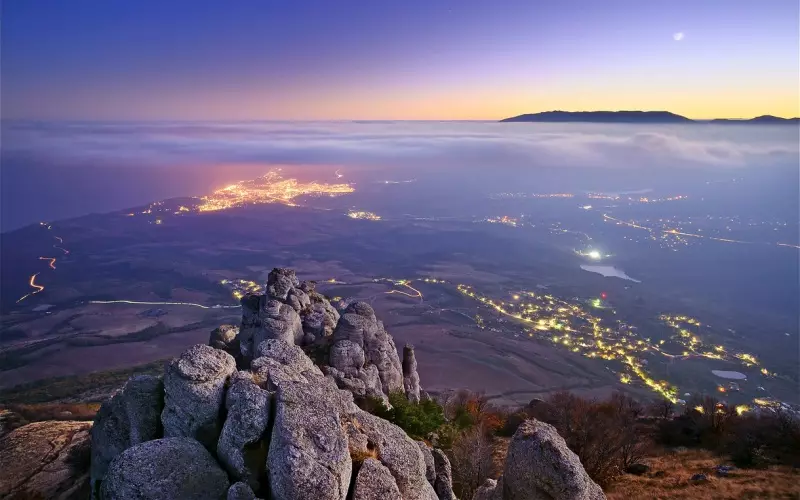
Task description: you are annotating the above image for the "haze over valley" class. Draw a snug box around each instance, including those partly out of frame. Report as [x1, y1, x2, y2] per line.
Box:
[2, 120, 798, 412]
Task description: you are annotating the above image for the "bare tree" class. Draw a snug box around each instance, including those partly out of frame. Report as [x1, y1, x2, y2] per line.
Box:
[648, 398, 675, 419]
[449, 427, 495, 500]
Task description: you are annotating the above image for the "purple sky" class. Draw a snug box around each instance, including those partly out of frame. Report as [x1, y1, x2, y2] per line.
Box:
[2, 0, 798, 119]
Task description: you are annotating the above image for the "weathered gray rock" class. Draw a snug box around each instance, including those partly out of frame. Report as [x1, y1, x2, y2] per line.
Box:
[252, 339, 325, 389]
[472, 478, 499, 500]
[217, 371, 271, 491]
[268, 378, 352, 500]
[227, 482, 262, 500]
[286, 288, 311, 313]
[239, 294, 264, 358]
[209, 324, 241, 361]
[432, 448, 457, 500]
[299, 280, 316, 293]
[306, 291, 340, 337]
[332, 302, 404, 395]
[353, 458, 402, 500]
[91, 374, 163, 497]
[417, 441, 436, 485]
[100, 437, 229, 500]
[259, 300, 305, 346]
[403, 344, 421, 403]
[161, 344, 236, 450]
[503, 419, 605, 500]
[331, 339, 366, 370]
[267, 267, 299, 300]
[346, 409, 438, 499]
[324, 364, 388, 405]
[0, 421, 92, 500]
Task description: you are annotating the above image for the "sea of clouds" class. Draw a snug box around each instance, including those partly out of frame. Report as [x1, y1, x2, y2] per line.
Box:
[1, 121, 797, 230]
[3, 120, 798, 170]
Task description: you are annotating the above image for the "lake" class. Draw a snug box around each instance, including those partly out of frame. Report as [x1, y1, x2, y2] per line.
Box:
[580, 265, 641, 282]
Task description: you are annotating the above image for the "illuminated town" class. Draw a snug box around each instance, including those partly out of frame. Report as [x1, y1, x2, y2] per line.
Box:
[362, 276, 780, 409]
[220, 278, 262, 300]
[484, 215, 519, 227]
[197, 170, 354, 211]
[347, 210, 382, 221]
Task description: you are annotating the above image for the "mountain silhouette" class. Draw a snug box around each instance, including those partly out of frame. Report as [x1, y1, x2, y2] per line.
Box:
[500, 111, 799, 124]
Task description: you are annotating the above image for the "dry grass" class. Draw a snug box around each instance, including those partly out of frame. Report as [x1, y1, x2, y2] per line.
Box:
[3, 403, 100, 426]
[606, 449, 800, 500]
[350, 448, 379, 463]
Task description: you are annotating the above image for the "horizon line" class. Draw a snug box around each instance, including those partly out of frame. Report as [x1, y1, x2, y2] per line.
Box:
[2, 111, 799, 123]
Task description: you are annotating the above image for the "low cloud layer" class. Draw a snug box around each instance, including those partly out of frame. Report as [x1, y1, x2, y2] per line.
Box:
[3, 121, 797, 171]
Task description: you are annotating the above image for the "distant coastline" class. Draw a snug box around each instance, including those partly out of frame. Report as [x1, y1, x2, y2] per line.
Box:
[500, 110, 800, 124]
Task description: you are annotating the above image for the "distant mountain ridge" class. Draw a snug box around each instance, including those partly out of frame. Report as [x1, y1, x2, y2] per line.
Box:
[500, 111, 800, 124]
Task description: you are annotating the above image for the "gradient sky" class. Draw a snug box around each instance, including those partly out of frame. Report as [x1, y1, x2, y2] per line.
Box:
[2, 0, 798, 120]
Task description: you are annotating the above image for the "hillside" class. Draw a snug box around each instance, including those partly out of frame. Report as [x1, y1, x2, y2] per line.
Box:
[1, 267, 798, 500]
[500, 111, 799, 124]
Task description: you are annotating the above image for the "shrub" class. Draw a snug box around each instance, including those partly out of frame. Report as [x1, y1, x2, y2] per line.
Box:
[528, 391, 649, 488]
[370, 392, 446, 440]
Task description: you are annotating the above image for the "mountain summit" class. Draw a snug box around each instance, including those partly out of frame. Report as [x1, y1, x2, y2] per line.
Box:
[500, 111, 799, 124]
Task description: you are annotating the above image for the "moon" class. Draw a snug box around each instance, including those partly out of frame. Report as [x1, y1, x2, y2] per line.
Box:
[673, 32, 685, 41]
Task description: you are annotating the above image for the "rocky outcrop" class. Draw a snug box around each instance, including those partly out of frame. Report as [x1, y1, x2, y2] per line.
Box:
[329, 302, 404, 399]
[0, 420, 92, 500]
[82, 268, 451, 499]
[253, 339, 353, 500]
[217, 371, 271, 491]
[432, 447, 457, 500]
[90, 374, 163, 497]
[302, 282, 340, 340]
[100, 437, 229, 499]
[241, 269, 339, 353]
[352, 458, 402, 499]
[344, 410, 438, 499]
[403, 344, 421, 403]
[267, 267, 299, 301]
[161, 344, 236, 449]
[481, 419, 606, 500]
[256, 299, 305, 346]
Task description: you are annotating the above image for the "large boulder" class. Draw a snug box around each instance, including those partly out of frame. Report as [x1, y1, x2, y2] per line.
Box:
[268, 379, 352, 500]
[432, 448, 457, 500]
[286, 288, 311, 313]
[472, 478, 499, 500]
[252, 338, 324, 388]
[255, 300, 304, 346]
[254, 339, 352, 500]
[345, 409, 438, 499]
[161, 344, 236, 450]
[502, 419, 605, 500]
[267, 267, 299, 301]
[352, 458, 402, 500]
[330, 339, 366, 370]
[217, 371, 271, 492]
[403, 344, 421, 403]
[0, 420, 92, 500]
[100, 437, 229, 499]
[91, 374, 163, 496]
[303, 291, 340, 339]
[332, 302, 404, 395]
